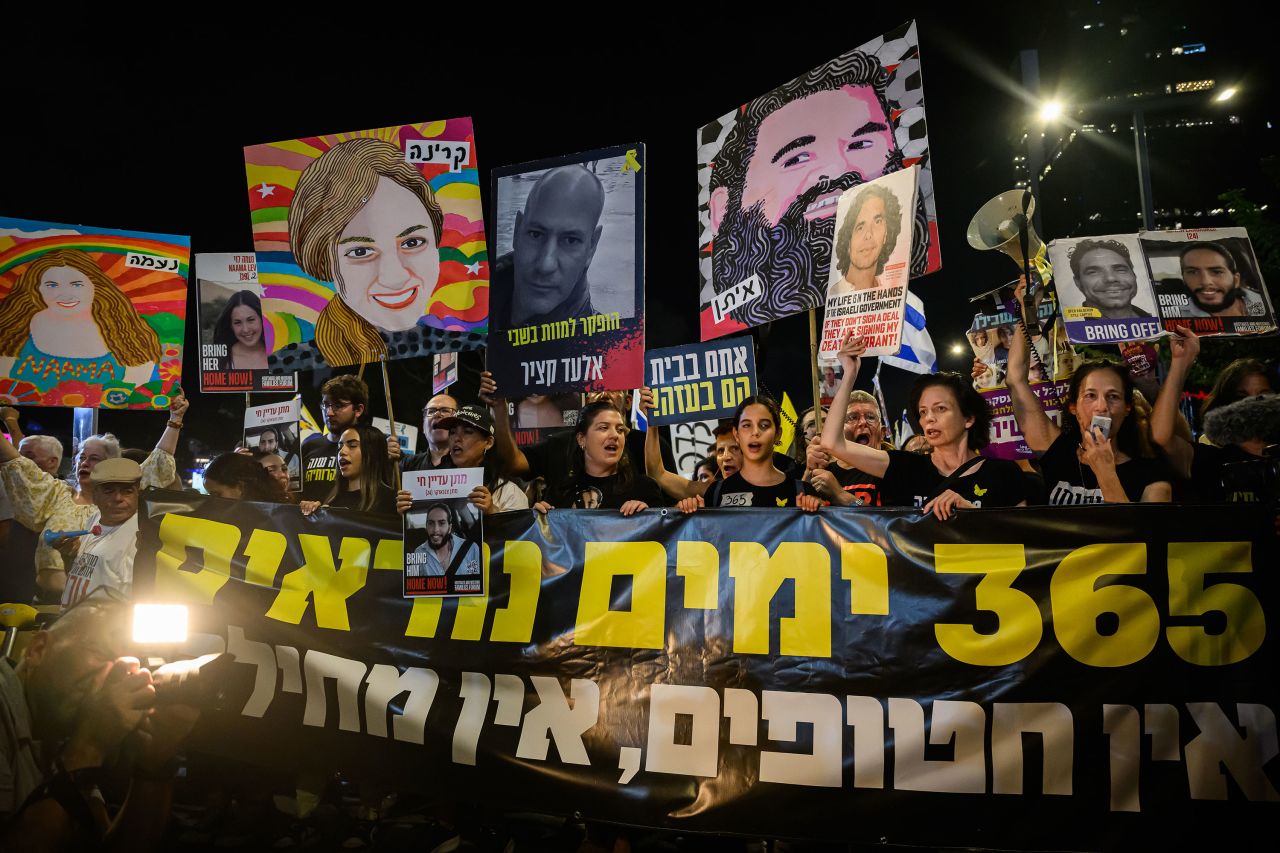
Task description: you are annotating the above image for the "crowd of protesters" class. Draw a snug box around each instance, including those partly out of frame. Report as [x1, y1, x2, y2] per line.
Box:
[0, 309, 1276, 852]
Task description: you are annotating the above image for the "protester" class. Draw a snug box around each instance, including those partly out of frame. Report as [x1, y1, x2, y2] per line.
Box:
[0, 594, 200, 850]
[693, 455, 719, 484]
[805, 390, 892, 507]
[1004, 281, 1171, 504]
[204, 453, 290, 503]
[0, 416, 60, 605]
[0, 397, 186, 599]
[301, 424, 397, 516]
[59, 459, 146, 606]
[1200, 357, 1273, 425]
[1151, 327, 1279, 503]
[788, 405, 823, 467]
[404, 390, 459, 472]
[532, 401, 664, 515]
[678, 397, 821, 513]
[396, 404, 529, 516]
[301, 375, 398, 501]
[821, 335, 1028, 518]
[250, 449, 295, 501]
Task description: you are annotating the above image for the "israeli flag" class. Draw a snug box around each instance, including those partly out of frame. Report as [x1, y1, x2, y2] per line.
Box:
[631, 389, 648, 432]
[879, 289, 938, 375]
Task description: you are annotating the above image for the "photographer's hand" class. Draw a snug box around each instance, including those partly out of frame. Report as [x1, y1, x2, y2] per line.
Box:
[63, 658, 155, 771]
[135, 703, 200, 776]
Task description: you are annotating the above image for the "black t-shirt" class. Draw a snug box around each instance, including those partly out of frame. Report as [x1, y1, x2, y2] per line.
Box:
[827, 464, 886, 507]
[706, 471, 816, 508]
[551, 472, 667, 510]
[1191, 443, 1267, 503]
[404, 450, 454, 472]
[327, 483, 398, 515]
[881, 450, 1028, 509]
[301, 433, 339, 502]
[1038, 433, 1170, 505]
[525, 429, 675, 496]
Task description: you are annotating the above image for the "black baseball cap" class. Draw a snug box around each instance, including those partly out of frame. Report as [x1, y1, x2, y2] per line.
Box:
[436, 404, 493, 436]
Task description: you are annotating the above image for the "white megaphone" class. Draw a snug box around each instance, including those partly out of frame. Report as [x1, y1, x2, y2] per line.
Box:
[43, 525, 101, 545]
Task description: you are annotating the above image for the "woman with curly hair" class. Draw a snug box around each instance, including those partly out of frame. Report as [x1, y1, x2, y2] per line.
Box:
[0, 248, 160, 390]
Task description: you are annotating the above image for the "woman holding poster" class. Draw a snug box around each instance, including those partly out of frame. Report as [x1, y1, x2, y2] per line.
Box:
[821, 335, 1028, 518]
[1005, 282, 1171, 505]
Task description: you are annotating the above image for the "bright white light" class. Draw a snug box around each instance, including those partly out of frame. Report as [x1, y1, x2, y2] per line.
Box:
[1039, 101, 1064, 122]
[133, 604, 189, 644]
[950, 343, 966, 356]
[1216, 87, 1237, 102]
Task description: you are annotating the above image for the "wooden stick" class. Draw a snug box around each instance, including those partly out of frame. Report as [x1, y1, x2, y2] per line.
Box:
[808, 309, 824, 434]
[380, 356, 400, 476]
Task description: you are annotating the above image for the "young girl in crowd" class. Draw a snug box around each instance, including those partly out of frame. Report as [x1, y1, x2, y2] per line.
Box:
[822, 335, 1028, 519]
[396, 404, 529, 516]
[533, 400, 664, 516]
[204, 452, 290, 502]
[1004, 281, 1171, 504]
[301, 424, 397, 516]
[678, 396, 822, 513]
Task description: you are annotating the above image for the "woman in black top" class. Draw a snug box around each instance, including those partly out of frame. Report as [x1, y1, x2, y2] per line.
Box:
[822, 335, 1028, 519]
[678, 396, 821, 513]
[1006, 281, 1171, 504]
[534, 401, 664, 516]
[301, 424, 397, 516]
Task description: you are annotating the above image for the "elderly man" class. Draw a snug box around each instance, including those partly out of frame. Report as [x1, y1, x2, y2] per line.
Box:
[1, 595, 198, 849]
[404, 392, 459, 472]
[806, 390, 892, 506]
[59, 459, 145, 608]
[492, 165, 606, 328]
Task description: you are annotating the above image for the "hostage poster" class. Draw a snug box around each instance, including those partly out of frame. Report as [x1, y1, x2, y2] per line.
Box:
[401, 466, 485, 597]
[196, 252, 297, 394]
[1141, 227, 1276, 337]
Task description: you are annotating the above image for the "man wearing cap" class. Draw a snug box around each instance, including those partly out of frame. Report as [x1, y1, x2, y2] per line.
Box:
[61, 458, 144, 609]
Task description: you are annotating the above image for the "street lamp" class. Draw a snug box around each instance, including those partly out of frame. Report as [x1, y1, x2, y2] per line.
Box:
[1038, 100, 1064, 122]
[1215, 86, 1238, 102]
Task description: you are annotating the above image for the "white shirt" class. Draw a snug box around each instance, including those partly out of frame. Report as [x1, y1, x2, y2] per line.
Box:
[62, 514, 138, 609]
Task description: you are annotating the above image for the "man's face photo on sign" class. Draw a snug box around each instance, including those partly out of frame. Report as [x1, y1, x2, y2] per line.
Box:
[1071, 239, 1141, 316]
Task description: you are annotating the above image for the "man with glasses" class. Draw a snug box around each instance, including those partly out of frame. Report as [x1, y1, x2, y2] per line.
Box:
[805, 390, 893, 506]
[300, 375, 371, 501]
[1, 594, 199, 848]
[404, 392, 459, 472]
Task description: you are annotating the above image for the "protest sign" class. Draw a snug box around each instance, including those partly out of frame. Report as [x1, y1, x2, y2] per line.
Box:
[401, 466, 484, 597]
[196, 252, 297, 393]
[643, 336, 755, 426]
[1141, 227, 1276, 336]
[244, 397, 301, 492]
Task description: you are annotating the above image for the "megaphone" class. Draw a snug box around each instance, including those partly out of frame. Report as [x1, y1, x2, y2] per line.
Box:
[43, 525, 100, 545]
[966, 189, 1045, 272]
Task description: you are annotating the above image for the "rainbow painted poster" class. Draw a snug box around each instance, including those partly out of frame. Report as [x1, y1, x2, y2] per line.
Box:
[0, 216, 189, 411]
[244, 119, 488, 372]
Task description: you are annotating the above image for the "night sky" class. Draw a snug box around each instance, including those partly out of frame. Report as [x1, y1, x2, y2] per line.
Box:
[3, 4, 1274, 464]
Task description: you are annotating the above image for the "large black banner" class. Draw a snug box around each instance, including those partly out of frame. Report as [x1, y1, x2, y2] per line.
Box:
[135, 494, 1280, 849]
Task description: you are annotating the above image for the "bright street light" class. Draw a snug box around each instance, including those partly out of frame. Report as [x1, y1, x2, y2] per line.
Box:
[1215, 87, 1237, 102]
[950, 343, 966, 356]
[1039, 100, 1064, 122]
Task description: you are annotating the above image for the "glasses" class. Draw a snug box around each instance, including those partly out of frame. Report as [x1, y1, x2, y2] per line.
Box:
[321, 400, 352, 413]
[424, 406, 457, 417]
[845, 412, 880, 424]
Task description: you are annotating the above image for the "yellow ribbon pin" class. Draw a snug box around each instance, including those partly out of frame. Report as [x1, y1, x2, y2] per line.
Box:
[622, 149, 642, 173]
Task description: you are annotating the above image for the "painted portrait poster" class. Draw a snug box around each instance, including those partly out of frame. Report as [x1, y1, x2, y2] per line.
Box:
[196, 253, 297, 394]
[489, 144, 645, 397]
[244, 119, 488, 372]
[0, 216, 188, 410]
[1047, 234, 1163, 345]
[696, 20, 940, 341]
[818, 166, 918, 363]
[1140, 227, 1276, 337]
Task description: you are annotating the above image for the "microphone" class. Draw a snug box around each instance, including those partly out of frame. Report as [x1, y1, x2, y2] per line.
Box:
[43, 525, 101, 545]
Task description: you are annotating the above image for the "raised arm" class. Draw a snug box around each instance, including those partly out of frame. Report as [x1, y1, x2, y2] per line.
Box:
[1, 407, 24, 446]
[819, 336, 890, 478]
[1005, 280, 1060, 454]
[1149, 326, 1198, 480]
[638, 387, 705, 500]
[482, 372, 530, 478]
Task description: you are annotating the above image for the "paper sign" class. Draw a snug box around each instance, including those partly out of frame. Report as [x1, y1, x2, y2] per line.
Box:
[402, 467, 485, 598]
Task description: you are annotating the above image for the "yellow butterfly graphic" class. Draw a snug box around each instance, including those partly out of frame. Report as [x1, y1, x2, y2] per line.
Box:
[776, 497, 788, 507]
[973, 485, 988, 497]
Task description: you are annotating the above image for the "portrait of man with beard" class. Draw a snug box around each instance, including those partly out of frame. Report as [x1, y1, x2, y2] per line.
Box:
[701, 44, 932, 335]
